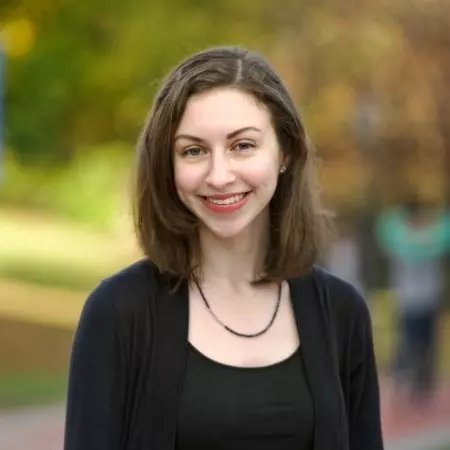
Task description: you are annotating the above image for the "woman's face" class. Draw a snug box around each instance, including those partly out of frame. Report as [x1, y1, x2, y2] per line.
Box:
[173, 87, 283, 240]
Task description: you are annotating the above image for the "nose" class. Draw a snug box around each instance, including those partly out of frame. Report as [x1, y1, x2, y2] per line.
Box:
[205, 153, 236, 190]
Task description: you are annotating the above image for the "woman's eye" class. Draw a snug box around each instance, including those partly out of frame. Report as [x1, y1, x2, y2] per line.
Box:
[234, 142, 255, 152]
[183, 147, 204, 157]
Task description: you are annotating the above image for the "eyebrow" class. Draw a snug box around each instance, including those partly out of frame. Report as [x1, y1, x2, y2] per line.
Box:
[174, 126, 261, 143]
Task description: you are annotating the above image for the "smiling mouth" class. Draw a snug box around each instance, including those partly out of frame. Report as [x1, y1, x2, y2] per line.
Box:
[202, 192, 250, 205]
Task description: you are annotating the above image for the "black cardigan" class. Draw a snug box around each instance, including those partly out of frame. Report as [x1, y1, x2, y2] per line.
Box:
[64, 259, 384, 450]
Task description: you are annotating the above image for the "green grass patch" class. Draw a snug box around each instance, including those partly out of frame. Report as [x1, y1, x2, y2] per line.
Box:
[0, 257, 106, 292]
[0, 205, 139, 291]
[0, 317, 72, 408]
[0, 144, 133, 229]
[0, 371, 67, 409]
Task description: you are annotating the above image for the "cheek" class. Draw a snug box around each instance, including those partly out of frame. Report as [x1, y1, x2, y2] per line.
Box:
[242, 158, 280, 189]
[174, 164, 204, 195]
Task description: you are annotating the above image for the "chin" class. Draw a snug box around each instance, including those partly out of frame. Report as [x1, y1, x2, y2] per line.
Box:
[201, 219, 251, 241]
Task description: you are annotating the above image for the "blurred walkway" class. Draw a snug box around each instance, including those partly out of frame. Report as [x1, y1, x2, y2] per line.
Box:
[381, 380, 450, 449]
[0, 381, 449, 450]
[0, 403, 64, 450]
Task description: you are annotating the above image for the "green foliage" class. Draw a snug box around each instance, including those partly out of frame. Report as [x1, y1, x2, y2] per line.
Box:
[2, 0, 274, 165]
[1, 0, 449, 210]
[0, 143, 132, 228]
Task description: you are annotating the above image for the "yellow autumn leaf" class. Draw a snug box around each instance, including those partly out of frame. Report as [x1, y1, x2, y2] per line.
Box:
[1, 18, 36, 59]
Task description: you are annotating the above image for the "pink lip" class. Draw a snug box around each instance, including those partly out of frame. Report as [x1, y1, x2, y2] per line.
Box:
[200, 192, 251, 214]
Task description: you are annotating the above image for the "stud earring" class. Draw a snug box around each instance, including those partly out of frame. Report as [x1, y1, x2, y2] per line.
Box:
[280, 165, 287, 173]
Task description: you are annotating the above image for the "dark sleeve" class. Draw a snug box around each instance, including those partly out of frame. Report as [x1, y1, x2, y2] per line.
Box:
[348, 296, 384, 450]
[64, 281, 127, 450]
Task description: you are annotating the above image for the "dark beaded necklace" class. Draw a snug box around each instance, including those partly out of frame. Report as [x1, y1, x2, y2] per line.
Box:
[192, 277, 282, 338]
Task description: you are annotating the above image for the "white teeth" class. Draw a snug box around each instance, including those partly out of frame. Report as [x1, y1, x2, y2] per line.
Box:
[207, 194, 245, 205]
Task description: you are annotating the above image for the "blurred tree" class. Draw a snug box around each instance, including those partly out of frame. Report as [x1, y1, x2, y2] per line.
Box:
[1, 0, 449, 210]
[1, 0, 274, 166]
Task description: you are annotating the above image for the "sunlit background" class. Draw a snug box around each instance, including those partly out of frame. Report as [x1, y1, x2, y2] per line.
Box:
[0, 1, 449, 449]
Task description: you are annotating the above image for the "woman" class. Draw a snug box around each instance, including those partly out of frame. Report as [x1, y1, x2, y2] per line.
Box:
[64, 46, 383, 450]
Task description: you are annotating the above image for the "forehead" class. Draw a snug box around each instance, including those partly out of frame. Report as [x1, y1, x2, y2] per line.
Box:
[176, 87, 272, 136]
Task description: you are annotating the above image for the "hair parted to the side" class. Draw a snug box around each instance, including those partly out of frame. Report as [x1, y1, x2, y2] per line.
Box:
[133, 46, 333, 284]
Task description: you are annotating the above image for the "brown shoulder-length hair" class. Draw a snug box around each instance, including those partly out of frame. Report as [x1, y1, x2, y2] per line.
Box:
[133, 46, 332, 284]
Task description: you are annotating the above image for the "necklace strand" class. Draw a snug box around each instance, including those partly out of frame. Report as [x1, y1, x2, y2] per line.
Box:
[192, 277, 282, 338]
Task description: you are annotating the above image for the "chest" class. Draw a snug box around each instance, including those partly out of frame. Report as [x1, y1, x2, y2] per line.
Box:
[187, 282, 300, 367]
[176, 345, 314, 450]
[142, 273, 350, 450]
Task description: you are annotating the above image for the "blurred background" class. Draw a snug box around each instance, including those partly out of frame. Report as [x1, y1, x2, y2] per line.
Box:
[0, 0, 449, 449]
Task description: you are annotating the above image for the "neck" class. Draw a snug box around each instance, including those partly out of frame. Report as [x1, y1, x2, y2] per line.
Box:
[198, 218, 269, 287]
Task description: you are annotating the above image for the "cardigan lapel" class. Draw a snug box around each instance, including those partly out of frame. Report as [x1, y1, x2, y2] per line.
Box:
[289, 272, 345, 450]
[149, 278, 189, 450]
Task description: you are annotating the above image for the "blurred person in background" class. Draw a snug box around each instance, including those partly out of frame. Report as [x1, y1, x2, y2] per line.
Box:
[376, 196, 450, 407]
[64, 46, 383, 450]
[326, 212, 365, 297]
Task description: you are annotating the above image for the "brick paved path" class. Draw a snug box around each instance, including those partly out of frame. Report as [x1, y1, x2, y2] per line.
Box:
[0, 404, 64, 450]
[381, 380, 450, 443]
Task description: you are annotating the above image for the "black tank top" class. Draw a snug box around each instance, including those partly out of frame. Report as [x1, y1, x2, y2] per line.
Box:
[176, 344, 314, 450]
